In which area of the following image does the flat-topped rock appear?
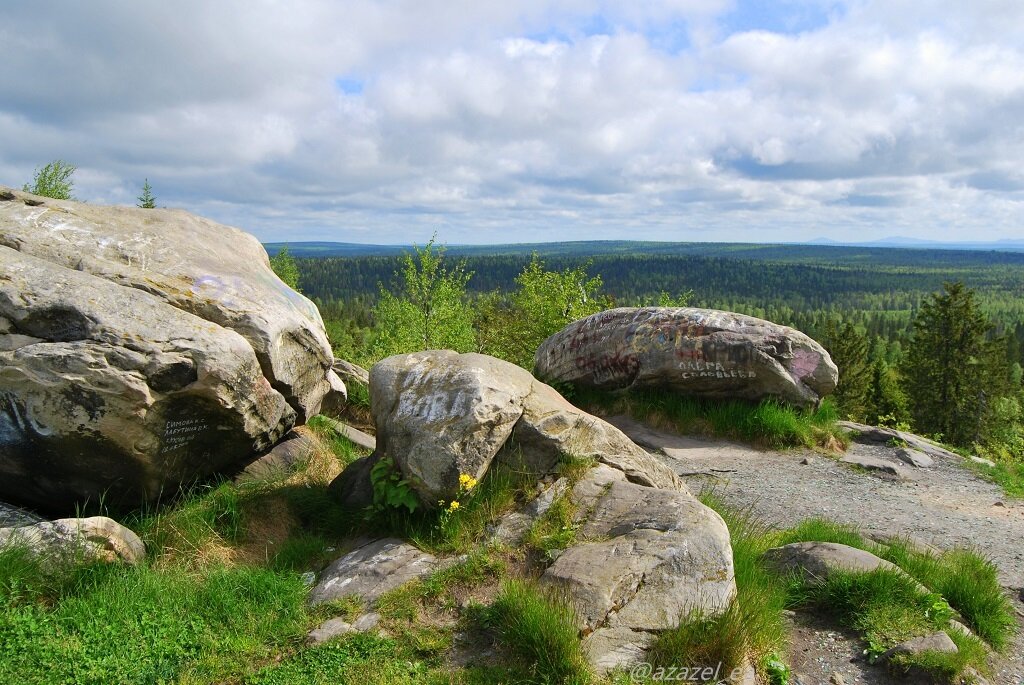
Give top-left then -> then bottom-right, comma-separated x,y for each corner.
308,538 -> 437,606
535,307 -> 837,407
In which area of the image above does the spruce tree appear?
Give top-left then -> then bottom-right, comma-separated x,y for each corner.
822,319 -> 870,420
903,281 -> 1009,445
138,179 -> 156,208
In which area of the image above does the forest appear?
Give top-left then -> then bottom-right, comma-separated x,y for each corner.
287,242 -> 1024,369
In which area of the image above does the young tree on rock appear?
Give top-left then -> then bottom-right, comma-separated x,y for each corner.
23,160 -> 76,199
137,179 -> 156,208
371,236 -> 475,360
269,246 -> 301,291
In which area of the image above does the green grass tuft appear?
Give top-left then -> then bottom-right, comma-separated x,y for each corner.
574,388 -> 847,451
487,579 -> 591,685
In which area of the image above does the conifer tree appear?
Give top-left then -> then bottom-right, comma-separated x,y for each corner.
903,281 -> 1009,445
138,179 -> 156,208
822,319 -> 870,420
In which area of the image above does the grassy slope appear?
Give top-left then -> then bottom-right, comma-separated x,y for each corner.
1,413 -> 1017,684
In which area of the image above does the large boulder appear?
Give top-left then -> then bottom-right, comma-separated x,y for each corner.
350,350 -> 681,506
0,186 -> 336,420
534,307 -> 838,406
0,247 -> 294,509
541,464 -> 736,673
0,188 -> 336,510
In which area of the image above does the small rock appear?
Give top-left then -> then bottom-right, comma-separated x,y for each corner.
351,612 -> 381,632
970,456 -> 996,468
994,501 -> 1005,507
881,631 -> 957,660
801,457 -> 813,465
840,454 -> 914,480
0,516 -> 145,565
830,673 -> 846,685
894,447 -> 934,468
300,571 -> 316,586
307,617 -> 353,643
309,538 -> 437,606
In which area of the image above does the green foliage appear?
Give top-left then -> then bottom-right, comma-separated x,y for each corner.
478,254 -> 608,369
137,178 -> 156,208
486,580 -> 592,685
878,541 -> 1017,651
526,495 -> 578,559
648,604 -> 748,674
369,457 -> 421,515
371,236 -> 476,360
822,320 -> 871,420
270,245 -> 302,291
23,159 -> 76,199
904,282 -> 1011,446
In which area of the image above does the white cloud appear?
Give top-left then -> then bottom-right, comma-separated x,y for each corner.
0,0 -> 1021,243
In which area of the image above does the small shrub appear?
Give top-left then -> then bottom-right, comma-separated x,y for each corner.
648,603 -> 747,673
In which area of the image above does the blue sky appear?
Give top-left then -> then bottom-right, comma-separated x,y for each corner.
1,1 -> 1022,244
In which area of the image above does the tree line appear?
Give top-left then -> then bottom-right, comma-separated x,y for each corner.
272,240 -> 1024,464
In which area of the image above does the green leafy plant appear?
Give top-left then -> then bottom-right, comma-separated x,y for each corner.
23,160 -> 76,199
270,245 -> 302,291
369,457 -> 420,515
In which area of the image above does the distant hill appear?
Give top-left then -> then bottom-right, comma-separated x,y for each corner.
265,238 -> 1024,258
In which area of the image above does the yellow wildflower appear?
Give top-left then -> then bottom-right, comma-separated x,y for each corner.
448,500 -> 460,512
459,474 -> 478,490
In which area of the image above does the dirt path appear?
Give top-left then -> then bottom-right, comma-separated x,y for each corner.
606,416 -> 1024,685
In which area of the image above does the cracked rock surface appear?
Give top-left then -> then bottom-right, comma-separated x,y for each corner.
542,464 -> 736,673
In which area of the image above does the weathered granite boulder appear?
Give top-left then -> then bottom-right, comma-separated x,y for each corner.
0,516 -> 145,564
535,307 -> 838,407
0,187 -> 339,510
345,350 -> 681,506
0,246 -> 294,510
541,464 -> 736,673
0,186 -> 335,420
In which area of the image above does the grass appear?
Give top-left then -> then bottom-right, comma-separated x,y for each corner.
2,408 -> 1017,685
0,553 -> 309,684
688,494 -> 790,677
966,457 -> 1024,499
574,388 -> 848,451
486,579 -> 592,685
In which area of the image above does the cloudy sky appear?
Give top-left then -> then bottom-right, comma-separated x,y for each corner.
2,1 -> 1022,244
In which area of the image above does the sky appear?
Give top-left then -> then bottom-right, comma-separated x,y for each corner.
2,1 -> 1023,245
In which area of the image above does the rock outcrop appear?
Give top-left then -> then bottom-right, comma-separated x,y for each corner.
0,187 -> 338,510
0,186 -> 336,419
341,350 -> 682,506
535,307 -> 838,407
